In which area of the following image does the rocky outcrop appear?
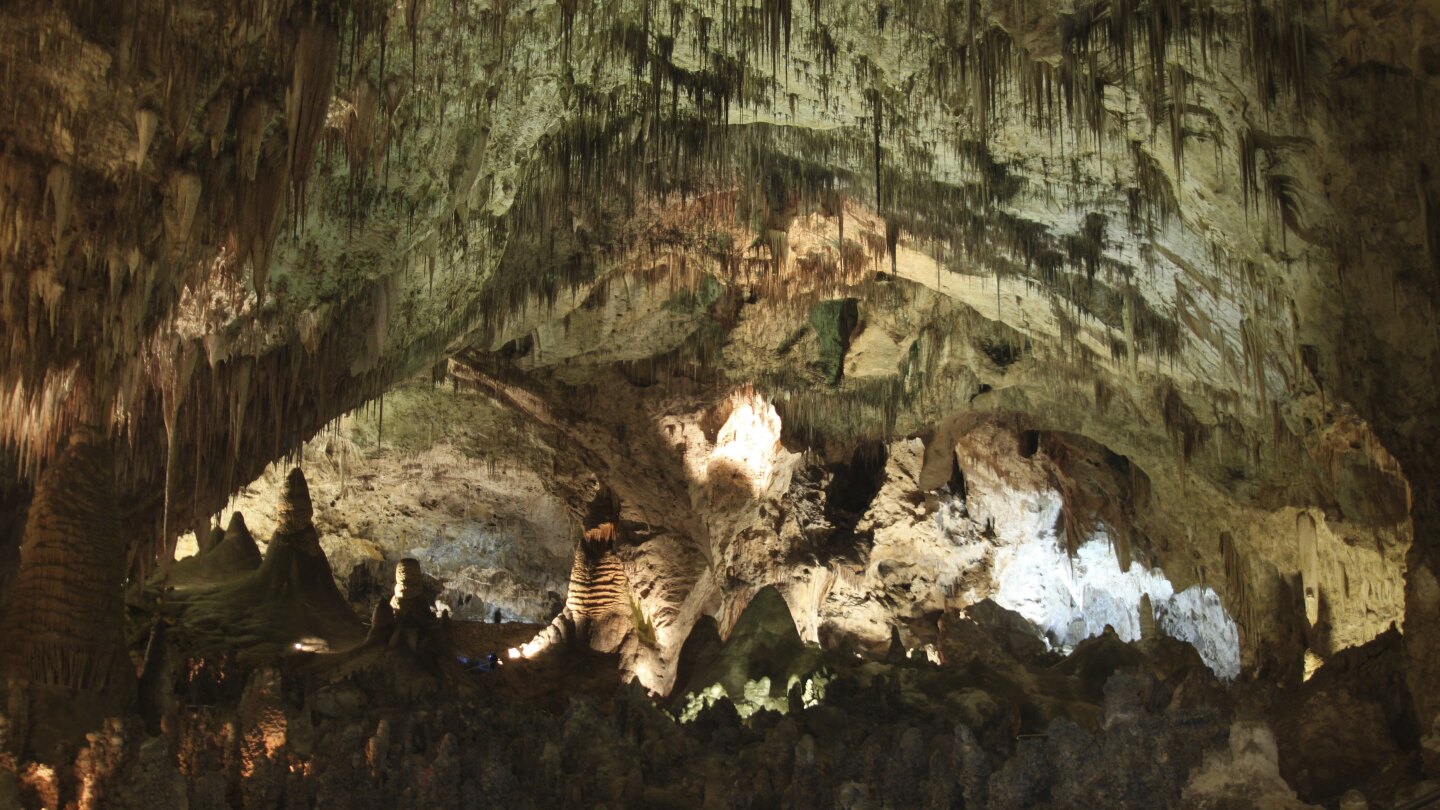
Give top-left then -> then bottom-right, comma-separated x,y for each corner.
1269,628 -> 1423,806
671,586 -> 824,720
1182,721 -> 1320,810
0,0 -> 1437,802
2,590 -> 1320,810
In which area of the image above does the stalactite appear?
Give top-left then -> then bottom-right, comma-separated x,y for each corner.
285,15 -> 341,230
1239,316 -> 1269,404
1159,380 -> 1209,477
236,134 -> 289,300
1220,530 -> 1259,656
237,96 -> 273,182
1296,511 -> 1319,628
1243,0 -> 1316,114
44,164 -> 71,254
162,170 -> 203,250
132,108 -> 158,170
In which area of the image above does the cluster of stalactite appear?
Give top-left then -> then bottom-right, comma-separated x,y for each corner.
438,0 -> 1325,485
0,0 -> 1339,592
0,1 -> 392,469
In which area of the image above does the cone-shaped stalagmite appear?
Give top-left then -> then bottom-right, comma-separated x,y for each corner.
0,429 -> 133,752
244,468 -> 358,629
168,511 -> 263,586
275,466 -> 314,535
165,468 -> 363,656
218,511 -> 262,566
248,467 -> 340,596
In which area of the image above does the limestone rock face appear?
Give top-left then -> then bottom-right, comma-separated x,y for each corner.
0,0 -> 1438,799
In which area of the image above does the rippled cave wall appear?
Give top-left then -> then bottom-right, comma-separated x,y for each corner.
0,0 -> 1439,802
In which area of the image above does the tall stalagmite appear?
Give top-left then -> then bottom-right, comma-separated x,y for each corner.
0,429 -> 131,754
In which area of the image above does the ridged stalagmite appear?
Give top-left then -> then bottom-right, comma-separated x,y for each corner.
390,557 -> 428,619
560,522 -> 635,653
0,430 -> 130,694
276,466 -> 315,537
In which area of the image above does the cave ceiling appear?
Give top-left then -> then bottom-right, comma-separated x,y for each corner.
3,0 -> 1427,487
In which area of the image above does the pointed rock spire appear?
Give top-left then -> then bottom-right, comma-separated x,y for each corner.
222,511 -> 262,566
276,467 -> 313,535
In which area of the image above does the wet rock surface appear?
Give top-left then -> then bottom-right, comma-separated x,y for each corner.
0,0 -> 1438,804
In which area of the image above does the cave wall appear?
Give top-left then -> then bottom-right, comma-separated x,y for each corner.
0,0 -> 1437,753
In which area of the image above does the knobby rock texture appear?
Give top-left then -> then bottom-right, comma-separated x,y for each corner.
0,0 -> 1439,805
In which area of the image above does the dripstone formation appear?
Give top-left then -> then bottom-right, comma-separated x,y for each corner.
1,0 -> 1439,806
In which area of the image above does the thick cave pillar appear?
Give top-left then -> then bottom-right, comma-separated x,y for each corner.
0,430 -> 133,757
1407,524 -> 1440,774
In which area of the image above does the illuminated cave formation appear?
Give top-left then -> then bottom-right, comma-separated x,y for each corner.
1,0 -> 1439,807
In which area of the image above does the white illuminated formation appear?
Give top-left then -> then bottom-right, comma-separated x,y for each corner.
706,388 -> 783,496
991,527 -> 1241,679
507,638 -> 547,660
290,636 -> 330,653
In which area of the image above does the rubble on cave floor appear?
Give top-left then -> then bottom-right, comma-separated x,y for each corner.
5,523 -> 1428,809
10,616 -> 1426,809
2,445 -> 1429,808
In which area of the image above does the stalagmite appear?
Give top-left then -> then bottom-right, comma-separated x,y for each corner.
390,557 -> 428,619
169,511 -> 263,586
0,0 -> 1433,802
0,429 -> 132,753
562,522 -> 635,652
1139,593 -> 1157,641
